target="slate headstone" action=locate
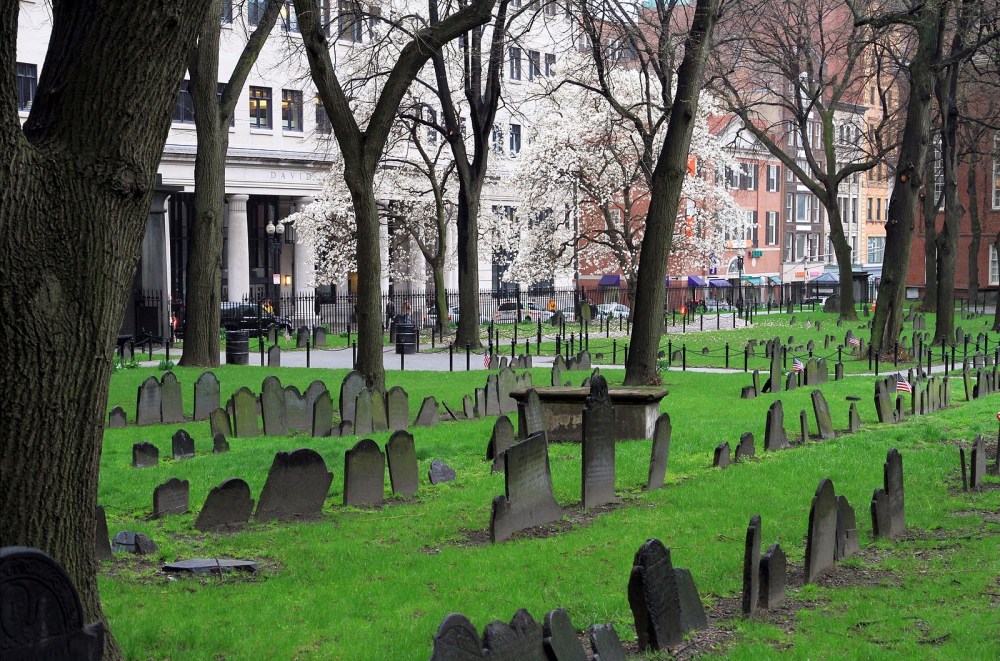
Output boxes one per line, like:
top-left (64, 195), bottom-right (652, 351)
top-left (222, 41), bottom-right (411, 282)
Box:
top-left (646, 412), bottom-right (671, 490)
top-left (152, 477), bottom-right (189, 518)
top-left (848, 402), bottom-right (861, 433)
top-left (371, 389), bottom-right (388, 432)
top-left (764, 400), bottom-right (789, 450)
top-left (160, 371), bottom-right (184, 424)
top-left (95, 505), bottom-right (112, 562)
top-left (312, 325), bottom-right (327, 347)
top-left (442, 400), bottom-right (461, 421)
top-left (194, 478), bottom-right (255, 532)
top-left (498, 367), bottom-right (518, 414)
top-left (112, 531), bottom-right (158, 555)
top-left (343, 439), bottom-right (385, 507)
top-left (415, 396), bottom-right (439, 427)
top-left (628, 538), bottom-right (684, 650)
top-left (267, 344), bottom-right (281, 367)
top-left (338, 420), bottom-right (352, 437)
top-left (296, 325), bottom-right (309, 348)
top-left (520, 388), bottom-right (546, 440)
top-left (799, 409), bottom-right (809, 443)
top-left (463, 394), bottom-right (475, 421)
top-left (675, 568), bottom-right (708, 634)
top-left (386, 385), bottom-right (409, 430)
top-left (232, 386), bottom-right (259, 437)
top-left (588, 624), bottom-right (627, 661)
top-left (312, 390), bottom-right (333, 437)
top-left (769, 344), bottom-right (782, 393)
top-left (136, 375), bottom-right (162, 426)
top-left (303, 380), bottom-right (327, 416)
top-left (474, 387), bottom-right (486, 418)
top-left (353, 388), bottom-right (374, 436)
top-left (758, 543), bottom-right (786, 609)
top-left (740, 385), bottom-right (757, 399)
top-left (970, 434), bottom-right (986, 489)
top-left (805, 478), bottom-right (837, 583)
top-left (132, 441), bottom-right (158, 468)
top-left (872, 448), bottom-right (905, 538)
top-left (430, 613), bottom-right (484, 661)
top-left (212, 432), bottom-right (230, 454)
top-left (582, 376), bottom-right (616, 509)
top-left (481, 609), bottom-right (545, 661)
top-left (752, 370), bottom-right (761, 396)
top-left (486, 374), bottom-right (501, 416)
top-left (261, 375), bottom-right (287, 436)
top-left (209, 407), bottom-right (232, 438)
top-left (284, 385), bottom-right (309, 432)
top-left (339, 370), bottom-right (366, 425)
top-left (254, 448), bottom-right (334, 522)
top-left (429, 459), bottom-right (456, 485)
top-left (735, 432), bottom-right (755, 461)
top-left (488, 415), bottom-right (516, 473)
top-left (811, 389), bottom-right (835, 440)
top-left (490, 432), bottom-right (562, 543)
top-left (386, 430), bottom-right (418, 497)
top-left (835, 495), bottom-right (860, 560)
top-left (742, 514), bottom-right (761, 617)
top-left (193, 371), bottom-right (220, 422)
top-left (713, 442), bottom-right (731, 469)
top-left (542, 608), bottom-right (587, 661)
top-left (108, 406), bottom-right (127, 429)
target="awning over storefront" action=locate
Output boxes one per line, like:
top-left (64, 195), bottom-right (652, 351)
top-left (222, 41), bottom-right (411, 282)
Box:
top-left (598, 274), bottom-right (621, 287)
top-left (688, 276), bottom-right (707, 287)
top-left (709, 279), bottom-right (732, 287)
top-left (742, 276), bottom-right (764, 285)
top-left (768, 276), bottom-right (782, 285)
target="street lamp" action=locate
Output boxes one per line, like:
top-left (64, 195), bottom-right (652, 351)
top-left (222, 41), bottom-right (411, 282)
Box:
top-left (266, 219), bottom-right (285, 303)
top-left (736, 254), bottom-right (744, 311)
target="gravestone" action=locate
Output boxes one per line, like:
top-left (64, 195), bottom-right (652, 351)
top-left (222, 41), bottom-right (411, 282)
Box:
top-left (194, 478), bottom-right (255, 532)
top-left (474, 387), bottom-right (486, 417)
top-left (463, 394), bottom-right (475, 420)
top-left (111, 531), bottom-right (158, 555)
top-left (713, 442), bottom-right (731, 469)
top-left (676, 572), bottom-right (707, 633)
top-left (488, 415), bottom-right (516, 473)
top-left (551, 364), bottom-right (564, 388)
top-left (499, 357), bottom-right (508, 370)
top-left (486, 375), bottom-right (501, 416)
top-left (580, 377), bottom-right (591, 388)
top-left (519, 388), bottom-right (546, 440)
top-left (353, 388), bottom-right (374, 436)
top-left (313, 325), bottom-right (327, 347)
top-left (339, 370), bottom-right (366, 426)
top-left (171, 429), bottom-right (195, 460)
top-left (628, 539), bottom-right (705, 650)
top-left (835, 361), bottom-right (844, 381)
top-left (970, 434), bottom-right (986, 489)
top-left (415, 396), bottom-right (439, 427)
top-left (785, 372), bottom-right (797, 391)
top-left (296, 326), bottom-right (309, 348)
top-left (963, 370), bottom-right (973, 400)
top-left (490, 432), bottom-right (562, 543)
top-left (193, 371), bottom-right (220, 421)
top-left (742, 514), bottom-right (761, 617)
top-left (95, 506), bottom-right (112, 562)
top-left (152, 477), bottom-right (189, 518)
top-left (960, 446), bottom-right (969, 490)
top-left (209, 407), bottom-right (232, 438)
top-left (132, 441), bottom-right (158, 468)
top-left (442, 401), bottom-right (461, 421)
top-left (304, 381), bottom-right (327, 418)
top-left (136, 375), bottom-right (162, 426)
top-left (429, 460), bottom-right (456, 485)
top-left (430, 613), bottom-right (483, 661)
top-left (232, 386), bottom-right (259, 437)
top-left (163, 559), bottom-right (257, 575)
top-left (740, 386), bottom-right (757, 399)
top-left (498, 367), bottom-right (518, 414)
top-left (752, 370), bottom-right (761, 396)
top-left (108, 406), bottom-right (126, 428)
top-left (160, 371), bottom-right (184, 424)
top-left (386, 386), bottom-right (409, 430)
top-left (267, 344), bottom-right (281, 367)
top-left (386, 430), bottom-right (418, 497)
top-left (338, 421), bottom-right (352, 437)
top-left (266, 324), bottom-right (279, 344)
top-left (646, 413), bottom-right (671, 490)
top-left (588, 623), bottom-right (627, 661)
top-left (212, 432), bottom-right (229, 454)
top-left (799, 409), bottom-right (809, 443)
top-left (817, 358), bottom-right (829, 383)
top-left (261, 375), bottom-right (287, 436)
top-left (811, 390), bottom-right (835, 440)
top-left (804, 358), bottom-right (818, 386)
top-left (582, 376), bottom-right (616, 509)
top-left (343, 439), bottom-right (385, 507)
top-left (805, 478), bottom-right (837, 583)
top-left (874, 380), bottom-right (894, 424)
top-left (848, 402), bottom-right (861, 433)
top-left (312, 390), bottom-right (333, 437)
top-left (769, 344), bottom-right (782, 393)
top-left (735, 432), bottom-right (755, 461)
top-left (542, 608), bottom-right (587, 661)
top-left (835, 495), bottom-right (860, 561)
top-left (0, 547), bottom-right (105, 660)
top-left (254, 448), bottom-right (333, 522)
top-left (764, 400), bottom-right (789, 450)
top-left (758, 543), bottom-right (786, 609)
top-left (371, 389), bottom-right (388, 432)
top-left (481, 609), bottom-right (545, 661)
top-left (870, 448), bottom-right (905, 538)
top-left (284, 386), bottom-right (309, 432)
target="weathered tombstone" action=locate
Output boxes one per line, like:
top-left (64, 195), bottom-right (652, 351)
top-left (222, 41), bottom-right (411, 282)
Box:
top-left (193, 371), bottom-right (220, 422)
top-left (498, 367), bottom-right (518, 414)
top-left (266, 324), bottom-right (279, 344)
top-left (519, 388), bottom-right (546, 440)
top-left (758, 543), bottom-right (786, 609)
top-left (542, 608), bottom-right (587, 661)
top-left (871, 448), bottom-right (905, 538)
top-left (811, 390), bottom-right (835, 440)
top-left (442, 401), bottom-right (461, 421)
top-left (588, 624), bottom-right (627, 661)
top-left (551, 363), bottom-right (564, 388)
top-left (353, 388), bottom-right (374, 436)
top-left (429, 459), bottom-right (457, 485)
top-left (582, 376), bottom-right (616, 509)
top-left (799, 409), bottom-right (809, 443)
top-left (312, 325), bottom-right (327, 347)
top-left (490, 432), bottom-right (562, 543)
top-left (735, 432), bottom-right (755, 461)
top-left (159, 371), bottom-right (184, 424)
top-left (386, 430), bottom-right (418, 497)
top-left (970, 434), bottom-right (986, 489)
top-left (371, 389), bottom-right (388, 432)
top-left (152, 477), bottom-right (189, 518)
top-left (848, 402), bottom-right (861, 433)
top-left (339, 370), bottom-right (366, 426)
top-left (194, 478), bottom-right (254, 532)
top-left (261, 375), bottom-right (287, 436)
top-left (740, 386), bottom-right (757, 399)
top-left (785, 371), bottom-right (797, 391)
top-left (386, 385), bottom-right (409, 430)
top-left (267, 344), bottom-right (281, 367)
top-left (430, 613), bottom-right (483, 661)
top-left (769, 345), bottom-right (782, 393)
top-left (835, 495), bottom-right (860, 561)
top-left (415, 396), bottom-right (439, 427)
top-left (306, 390), bottom-right (331, 438)
top-left (132, 441), bottom-right (158, 468)
top-left (296, 325), bottom-right (309, 348)
top-left (111, 531), bottom-right (158, 555)
top-left (960, 445), bottom-right (969, 490)
top-left (0, 547), bottom-right (106, 660)
top-left (835, 361), bottom-right (844, 381)
top-left (486, 374), bottom-right (501, 416)
top-left (136, 375), bottom-right (162, 426)
top-left (713, 442), bottom-right (731, 469)
top-left (752, 370), bottom-right (761, 396)
top-left (170, 429), bottom-right (194, 460)
top-left (805, 478), bottom-right (837, 583)
top-left (338, 420), bottom-right (352, 437)
top-left (474, 387), bottom-right (486, 418)
top-left (254, 448), bottom-right (334, 522)
top-left (463, 394), bottom-right (475, 421)
top-left (212, 432), bottom-right (230, 454)
top-left (764, 400), bottom-right (789, 450)
top-left (232, 386), bottom-right (259, 437)
top-left (628, 539), bottom-right (684, 650)
top-left (303, 380), bottom-right (327, 416)
top-left (95, 506), bottom-right (112, 562)
top-left (343, 439), bottom-right (385, 506)
top-left (209, 407), bottom-right (232, 438)
top-left (742, 514), bottom-right (761, 617)
top-left (163, 559), bottom-right (257, 575)
top-left (646, 413), bottom-right (671, 490)
top-left (108, 406), bottom-right (126, 428)
top-left (499, 356), bottom-right (509, 370)
top-left (873, 380), bottom-right (894, 424)
top-left (481, 609), bottom-right (545, 661)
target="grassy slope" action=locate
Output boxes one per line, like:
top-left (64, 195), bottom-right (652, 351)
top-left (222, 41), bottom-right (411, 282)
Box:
top-left (99, 359), bottom-right (999, 659)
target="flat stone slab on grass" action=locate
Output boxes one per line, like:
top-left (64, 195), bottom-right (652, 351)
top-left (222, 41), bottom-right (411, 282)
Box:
top-left (163, 558), bottom-right (258, 575)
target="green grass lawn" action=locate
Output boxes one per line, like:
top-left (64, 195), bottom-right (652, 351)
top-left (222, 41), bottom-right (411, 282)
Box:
top-left (98, 339), bottom-right (999, 659)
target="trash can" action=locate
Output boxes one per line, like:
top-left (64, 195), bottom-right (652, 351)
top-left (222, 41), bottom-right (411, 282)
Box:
top-left (225, 330), bottom-right (250, 365)
top-left (395, 323), bottom-right (418, 354)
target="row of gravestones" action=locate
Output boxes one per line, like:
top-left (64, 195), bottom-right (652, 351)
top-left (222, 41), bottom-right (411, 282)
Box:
top-left (472, 366), bottom-right (532, 418)
top-left (486, 353), bottom-right (533, 370)
top-left (743, 347), bottom-right (835, 400)
top-left (959, 434), bottom-right (999, 490)
top-left (550, 351), bottom-right (592, 387)
top-left (966, 366), bottom-right (998, 400)
top-left (119, 370), bottom-right (224, 428)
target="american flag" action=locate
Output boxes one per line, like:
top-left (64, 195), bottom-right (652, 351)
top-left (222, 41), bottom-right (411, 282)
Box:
top-left (848, 335), bottom-right (861, 347)
top-left (806, 320), bottom-right (812, 329)
top-left (483, 351), bottom-right (491, 368)
top-left (792, 357), bottom-right (805, 372)
top-left (896, 374), bottom-right (912, 393)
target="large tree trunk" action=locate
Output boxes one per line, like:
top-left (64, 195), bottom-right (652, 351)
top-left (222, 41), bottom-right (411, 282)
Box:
top-left (455, 178), bottom-right (483, 348)
top-left (0, 1), bottom-right (209, 659)
top-left (432, 260), bottom-right (449, 338)
top-left (967, 153), bottom-right (981, 303)
top-left (827, 203), bottom-right (858, 320)
top-left (624, 0), bottom-right (720, 385)
top-left (921, 157), bottom-right (939, 311)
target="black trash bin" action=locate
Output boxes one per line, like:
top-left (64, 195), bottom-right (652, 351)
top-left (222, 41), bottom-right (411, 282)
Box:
top-left (395, 323), bottom-right (418, 354)
top-left (225, 330), bottom-right (250, 365)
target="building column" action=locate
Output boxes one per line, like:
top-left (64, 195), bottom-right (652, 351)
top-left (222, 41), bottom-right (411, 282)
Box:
top-left (379, 216), bottom-right (390, 294)
top-left (226, 194), bottom-right (250, 301)
top-left (293, 196), bottom-right (315, 296)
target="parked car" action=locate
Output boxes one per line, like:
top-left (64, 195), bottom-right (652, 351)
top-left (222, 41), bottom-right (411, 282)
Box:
top-left (704, 300), bottom-right (734, 312)
top-left (494, 301), bottom-right (545, 323)
top-left (220, 302), bottom-right (292, 336)
top-left (423, 305), bottom-right (460, 328)
top-left (596, 303), bottom-right (631, 319)
top-left (556, 306), bottom-right (577, 322)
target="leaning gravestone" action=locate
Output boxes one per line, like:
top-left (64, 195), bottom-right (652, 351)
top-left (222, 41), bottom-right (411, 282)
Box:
top-left (970, 434), bottom-right (986, 489)
top-left (582, 376), bottom-right (616, 509)
top-left (481, 609), bottom-right (545, 661)
top-left (371, 389), bottom-right (388, 432)
top-left (429, 460), bottom-right (456, 485)
top-left (160, 371), bottom-right (184, 424)
top-left (232, 386), bottom-right (259, 437)
top-left (441, 401), bottom-right (461, 421)
top-left (108, 406), bottom-right (126, 428)
top-left (805, 478), bottom-right (837, 583)
top-left (95, 506), bottom-right (112, 562)
top-left (254, 448), bottom-right (334, 522)
top-left (386, 385), bottom-right (409, 431)
top-left (268, 344), bottom-right (281, 367)
top-left (193, 371), bottom-right (220, 421)
top-left (713, 442), bottom-right (731, 469)
top-left (551, 363), bottom-right (564, 388)
top-left (628, 539), bottom-right (685, 650)
top-left (136, 375), bottom-right (162, 426)
top-left (542, 608), bottom-right (587, 661)
top-left (312, 390), bottom-right (333, 438)
top-left (0, 547), bottom-right (105, 660)
top-left (353, 388), bottom-right (374, 436)
top-left (588, 624), bottom-right (627, 661)
top-left (873, 380), bottom-right (894, 424)
top-left (171, 429), bottom-right (195, 460)
top-left (112, 531), bottom-right (158, 555)
top-left (132, 441), bottom-right (159, 468)
top-left (646, 413), bottom-right (671, 490)
top-left (338, 421), bottom-right (352, 437)
top-left (835, 495), bottom-right (860, 561)
top-left (742, 514), bottom-right (761, 617)
top-left (430, 613), bottom-right (483, 661)
top-left (871, 448), bottom-right (905, 538)
top-left (261, 376), bottom-right (287, 436)
top-left (194, 478), bottom-right (255, 532)
top-left (386, 431), bottom-right (418, 497)
top-left (415, 396), bottom-right (439, 427)
top-left (488, 415), bottom-right (516, 473)
top-left (811, 390), bottom-right (835, 440)
top-left (520, 388), bottom-right (546, 440)
top-left (752, 370), bottom-right (761, 396)
top-left (848, 402), bottom-right (861, 433)
top-left (343, 439), bottom-right (385, 507)
top-left (759, 543), bottom-right (786, 609)
top-left (735, 432), bottom-right (755, 461)
top-left (152, 477), bottom-right (189, 518)
top-left (764, 400), bottom-right (789, 450)
top-left (210, 407), bottom-right (232, 438)
top-left (741, 386), bottom-right (757, 399)
top-left (339, 370), bottom-right (366, 427)
top-left (212, 433), bottom-right (229, 454)
top-left (490, 432), bottom-right (562, 543)
top-left (284, 386), bottom-right (309, 432)
top-left (463, 394), bottom-right (475, 420)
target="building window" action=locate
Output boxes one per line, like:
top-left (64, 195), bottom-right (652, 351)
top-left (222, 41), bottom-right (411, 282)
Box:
top-left (281, 1), bottom-right (298, 31)
top-left (851, 197), bottom-right (858, 223)
top-left (990, 245), bottom-right (999, 284)
top-left (993, 136), bottom-right (1000, 209)
top-left (876, 197), bottom-right (882, 221)
top-left (867, 197), bottom-right (873, 221)
top-left (766, 211), bottom-right (778, 245)
top-left (528, 51), bottom-right (541, 80)
top-left (281, 90), bottom-right (303, 131)
top-left (16, 63), bottom-right (37, 111)
top-left (510, 48), bottom-right (522, 80)
top-left (786, 194), bottom-right (793, 222)
top-left (796, 233), bottom-right (806, 261)
top-left (767, 165), bottom-right (779, 192)
top-left (222, 0), bottom-right (233, 23)
top-left (248, 0), bottom-right (268, 25)
top-left (796, 194), bottom-right (808, 222)
top-left (339, 0), bottom-right (363, 42)
top-left (784, 233), bottom-right (793, 261)
top-left (173, 80), bottom-right (195, 123)
top-left (315, 98), bottom-right (332, 134)
top-left (509, 124), bottom-right (521, 154)
top-left (739, 163), bottom-right (757, 190)
top-left (868, 237), bottom-right (885, 264)
top-left (545, 0), bottom-right (558, 15)
top-left (249, 86), bottom-right (272, 129)
top-left (787, 164), bottom-right (794, 182)
top-left (545, 53), bottom-right (556, 76)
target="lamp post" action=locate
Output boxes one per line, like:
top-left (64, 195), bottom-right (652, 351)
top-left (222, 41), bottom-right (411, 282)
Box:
top-left (266, 218), bottom-right (285, 304)
top-left (736, 255), bottom-right (744, 312)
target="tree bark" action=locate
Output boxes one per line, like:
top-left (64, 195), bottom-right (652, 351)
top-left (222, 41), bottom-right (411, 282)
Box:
top-left (180, 1), bottom-right (280, 367)
top-left (0, 1), bottom-right (209, 658)
top-left (967, 152), bottom-right (981, 303)
top-left (921, 156), bottom-right (939, 311)
top-left (624, 0), bottom-right (720, 385)
top-left (827, 203), bottom-right (858, 319)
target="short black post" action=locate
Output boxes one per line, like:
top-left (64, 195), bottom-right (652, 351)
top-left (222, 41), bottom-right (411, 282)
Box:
top-left (682, 313), bottom-right (686, 333)
top-left (950, 344), bottom-right (955, 372)
top-left (570, 333), bottom-right (575, 355)
top-left (927, 346), bottom-right (931, 375)
top-left (613, 339), bottom-right (617, 364)
top-left (725, 342), bottom-right (729, 369)
top-left (682, 344), bottom-right (686, 371)
top-left (259, 335), bottom-right (264, 366)
top-left (868, 347), bottom-right (873, 370)
top-left (306, 340), bottom-right (310, 368)
top-left (744, 345), bottom-right (748, 372)
top-left (401, 349), bottom-right (405, 371)
top-left (700, 312), bottom-right (703, 331)
top-left (537, 320), bottom-right (542, 349)
top-left (624, 344), bottom-right (629, 365)
top-left (783, 345), bottom-right (787, 370)
top-left (894, 341), bottom-right (898, 367)
top-left (149, 337), bottom-right (154, 361)
top-left (352, 341), bottom-right (356, 369)
top-left (165, 338), bottom-right (169, 364)
top-left (511, 337), bottom-right (515, 358)
top-left (838, 346), bottom-right (842, 363)
top-left (585, 331), bottom-right (589, 350)
top-left (347, 324), bottom-right (351, 347)
top-left (466, 343), bottom-right (471, 371)
top-left (668, 340), bottom-right (673, 366)
top-left (431, 327), bottom-right (435, 349)
top-left (875, 350), bottom-right (879, 376)
top-left (672, 310), bottom-right (676, 327)
top-left (556, 334), bottom-right (561, 355)
top-left (449, 343), bottom-right (453, 372)
top-left (514, 321), bottom-right (518, 346)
